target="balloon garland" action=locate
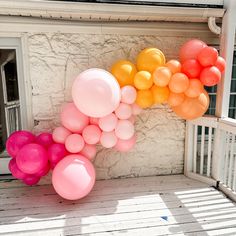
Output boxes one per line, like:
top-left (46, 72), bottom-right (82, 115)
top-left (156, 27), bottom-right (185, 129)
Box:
top-left (5, 39), bottom-right (226, 200)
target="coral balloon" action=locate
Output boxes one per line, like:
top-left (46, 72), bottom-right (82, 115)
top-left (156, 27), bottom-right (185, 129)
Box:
top-left (136, 48), bottom-right (165, 72)
top-left (52, 154), bottom-right (96, 200)
top-left (115, 103), bottom-right (132, 120)
top-left (61, 103), bottom-right (89, 133)
top-left (134, 71), bottom-right (153, 90)
top-left (48, 143), bottom-right (67, 169)
top-left (36, 132), bottom-right (53, 149)
top-left (185, 79), bottom-right (204, 98)
top-left (72, 68), bottom-right (121, 118)
top-left (89, 117), bottom-right (99, 125)
top-left (23, 175), bottom-right (41, 186)
top-left (99, 113), bottom-right (118, 132)
top-left (80, 144), bottom-right (97, 161)
top-left (153, 67), bottom-right (172, 87)
top-left (8, 158), bottom-right (27, 179)
top-left (166, 60), bottom-right (181, 74)
top-left (65, 134), bottom-right (85, 153)
top-left (169, 73), bottom-right (189, 93)
top-left (82, 125), bottom-right (101, 145)
top-left (135, 89), bottom-right (154, 108)
top-left (131, 103), bottom-right (142, 115)
top-left (121, 86), bottom-right (137, 104)
top-left (181, 59), bottom-right (202, 78)
top-left (115, 135), bottom-right (136, 152)
top-left (197, 46), bottom-right (218, 67)
top-left (215, 56), bottom-right (226, 72)
top-left (151, 85), bottom-right (170, 104)
top-left (168, 92), bottom-right (185, 107)
top-left (52, 126), bottom-right (71, 144)
top-left (115, 120), bottom-right (135, 140)
top-left (111, 60), bottom-right (137, 87)
top-left (100, 131), bottom-right (118, 148)
top-left (200, 66), bottom-right (221, 86)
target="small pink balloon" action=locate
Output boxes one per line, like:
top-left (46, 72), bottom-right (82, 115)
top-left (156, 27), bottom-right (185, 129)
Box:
top-left (6, 130), bottom-right (35, 157)
top-left (8, 158), bottom-right (27, 180)
top-left (16, 143), bottom-right (49, 175)
top-left (115, 135), bottom-right (136, 152)
top-left (52, 126), bottom-right (71, 144)
top-left (61, 103), bottom-right (89, 133)
top-left (89, 117), bottom-right (99, 125)
top-left (23, 175), bottom-right (41, 186)
top-left (128, 115), bottom-right (136, 124)
top-left (36, 133), bottom-right (53, 149)
top-left (65, 134), bottom-right (85, 153)
top-left (80, 144), bottom-right (97, 161)
top-left (100, 131), bottom-right (118, 148)
top-left (115, 120), bottom-right (135, 140)
top-left (131, 103), bottom-right (142, 115)
top-left (52, 154), bottom-right (96, 200)
top-left (98, 113), bottom-right (118, 132)
top-left (115, 103), bottom-right (132, 120)
top-left (36, 162), bottom-right (50, 177)
top-left (82, 125), bottom-right (101, 145)
top-left (121, 86), bottom-right (137, 104)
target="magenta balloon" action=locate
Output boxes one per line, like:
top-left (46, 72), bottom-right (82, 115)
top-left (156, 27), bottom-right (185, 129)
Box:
top-left (52, 154), bottom-right (96, 200)
top-left (115, 120), bottom-right (135, 140)
top-left (61, 103), bottom-right (89, 133)
top-left (36, 162), bottom-right (50, 177)
top-left (65, 134), bottom-right (85, 153)
top-left (36, 133), bottom-right (53, 149)
top-left (115, 135), bottom-right (136, 152)
top-left (8, 158), bottom-right (27, 180)
top-left (121, 86), bottom-right (137, 104)
top-left (115, 103), bottom-right (132, 120)
top-left (23, 175), bottom-right (41, 186)
top-left (16, 143), bottom-right (49, 175)
top-left (80, 144), bottom-right (97, 161)
top-left (98, 113), bottom-right (118, 132)
top-left (100, 131), bottom-right (118, 148)
top-left (72, 68), bottom-right (121, 118)
top-left (52, 126), bottom-right (71, 144)
top-left (82, 125), bottom-right (101, 145)
top-left (48, 143), bottom-right (67, 169)
top-left (6, 130), bottom-right (35, 157)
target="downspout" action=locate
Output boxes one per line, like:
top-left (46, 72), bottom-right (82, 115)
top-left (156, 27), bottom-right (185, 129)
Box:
top-left (208, 16), bottom-right (221, 35)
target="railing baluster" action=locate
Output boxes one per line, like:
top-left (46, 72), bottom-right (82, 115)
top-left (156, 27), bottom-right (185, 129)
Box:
top-left (193, 125), bottom-right (198, 173)
top-left (233, 153), bottom-right (236, 191)
top-left (200, 126), bottom-right (205, 175)
top-left (224, 132), bottom-right (230, 184)
top-left (207, 127), bottom-right (212, 177)
top-left (228, 134), bottom-right (235, 188)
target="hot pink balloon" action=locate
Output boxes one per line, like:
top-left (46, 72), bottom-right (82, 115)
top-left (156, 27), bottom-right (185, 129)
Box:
top-left (61, 103), bottom-right (89, 133)
top-left (36, 162), bottom-right (50, 177)
top-left (6, 130), bottom-right (35, 157)
top-left (115, 120), bottom-right (135, 140)
top-left (36, 132), bottom-right (53, 149)
top-left (89, 117), bottom-right (99, 125)
top-left (100, 131), bottom-right (118, 148)
top-left (115, 103), bottom-right (132, 120)
top-left (98, 113), bottom-right (118, 132)
top-left (16, 143), bottom-right (48, 175)
top-left (80, 144), bottom-right (97, 161)
top-left (72, 68), bottom-right (121, 118)
top-left (52, 126), bottom-right (71, 144)
top-left (121, 86), bottom-right (137, 104)
top-left (115, 135), bottom-right (136, 152)
top-left (131, 103), bottom-right (142, 115)
top-left (65, 134), bottom-right (85, 153)
top-left (23, 175), bottom-right (41, 186)
top-left (8, 158), bottom-right (27, 180)
top-left (82, 125), bottom-right (101, 145)
top-left (52, 154), bottom-right (96, 200)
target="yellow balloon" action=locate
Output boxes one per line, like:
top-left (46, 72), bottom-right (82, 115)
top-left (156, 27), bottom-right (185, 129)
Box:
top-left (151, 85), bottom-right (170, 104)
top-left (136, 48), bottom-right (166, 73)
top-left (136, 89), bottom-right (154, 108)
top-left (111, 60), bottom-right (137, 87)
top-left (134, 71), bottom-right (153, 90)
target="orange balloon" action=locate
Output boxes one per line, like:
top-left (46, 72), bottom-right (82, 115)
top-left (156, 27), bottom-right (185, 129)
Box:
top-left (185, 79), bottom-right (204, 98)
top-left (136, 89), bottom-right (154, 108)
top-left (153, 67), bottom-right (172, 87)
top-left (151, 85), bottom-right (170, 104)
top-left (136, 48), bottom-right (166, 73)
top-left (111, 60), bottom-right (137, 87)
top-left (168, 92), bottom-right (185, 107)
top-left (172, 89), bottom-right (209, 120)
top-left (165, 60), bottom-right (182, 74)
top-left (169, 73), bottom-right (189, 93)
top-left (134, 71), bottom-right (153, 90)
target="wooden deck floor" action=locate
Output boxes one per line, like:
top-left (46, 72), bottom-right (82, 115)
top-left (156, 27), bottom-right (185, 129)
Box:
top-left (0, 175), bottom-right (236, 236)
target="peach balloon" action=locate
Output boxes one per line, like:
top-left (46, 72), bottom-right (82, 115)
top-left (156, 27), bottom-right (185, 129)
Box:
top-left (100, 131), bottom-right (118, 148)
top-left (151, 85), bottom-right (170, 104)
top-left (115, 103), bottom-right (132, 120)
top-left (185, 79), bottom-right (204, 98)
top-left (121, 86), bottom-right (137, 104)
top-left (52, 126), bottom-right (71, 144)
top-left (80, 144), bottom-right (97, 161)
top-left (115, 135), bottom-right (136, 152)
top-left (135, 89), bottom-right (154, 108)
top-left (131, 103), bottom-right (142, 115)
top-left (153, 67), bottom-right (172, 87)
top-left (168, 92), bottom-right (185, 107)
top-left (169, 73), bottom-right (189, 93)
top-left (166, 60), bottom-right (181, 74)
top-left (115, 120), bottom-right (135, 140)
top-left (99, 113), bottom-right (118, 132)
top-left (134, 71), bottom-right (153, 90)
top-left (82, 125), bottom-right (101, 145)
top-left (65, 134), bottom-right (85, 153)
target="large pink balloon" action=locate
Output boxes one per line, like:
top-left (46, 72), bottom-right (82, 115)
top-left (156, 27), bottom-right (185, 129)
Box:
top-left (121, 86), bottom-right (137, 104)
top-left (115, 120), bottom-right (135, 140)
top-left (8, 158), bottom-right (27, 180)
top-left (65, 134), bottom-right (85, 153)
top-left (82, 125), bottom-right (101, 145)
top-left (72, 68), bottom-right (121, 118)
top-left (115, 103), bottom-right (132, 120)
top-left (80, 144), bottom-right (97, 161)
top-left (52, 154), bottom-right (96, 200)
top-left (61, 103), bottom-right (89, 133)
top-left (48, 143), bottom-right (67, 168)
top-left (16, 143), bottom-right (48, 175)
top-left (115, 135), bottom-right (136, 152)
top-left (52, 126), bottom-right (71, 144)
top-left (98, 113), bottom-right (118, 132)
top-left (6, 131), bottom-right (35, 157)
top-left (36, 132), bottom-right (53, 149)
top-left (100, 131), bottom-right (118, 148)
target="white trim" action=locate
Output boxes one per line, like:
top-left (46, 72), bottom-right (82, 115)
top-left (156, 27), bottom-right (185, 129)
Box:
top-left (185, 172), bottom-right (217, 186)
top-left (219, 183), bottom-right (236, 202)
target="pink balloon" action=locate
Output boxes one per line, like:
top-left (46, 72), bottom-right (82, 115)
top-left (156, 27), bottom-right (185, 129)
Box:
top-left (131, 103), bottom-right (142, 115)
top-left (115, 135), bottom-right (136, 152)
top-left (52, 154), bottom-right (96, 200)
top-left (115, 120), bottom-right (135, 140)
top-left (6, 130), bottom-right (35, 157)
top-left (23, 175), bottom-right (41, 186)
top-left (65, 134), bottom-right (85, 153)
top-left (36, 132), bottom-right (53, 149)
top-left (8, 158), bottom-right (27, 180)
top-left (36, 162), bottom-right (50, 177)
top-left (48, 143), bottom-right (68, 169)
top-left (72, 68), bottom-right (121, 118)
top-left (82, 125), bottom-right (101, 145)
top-left (61, 103), bottom-right (89, 133)
top-left (89, 117), bottom-right (99, 125)
top-left (128, 115), bottom-right (136, 124)
top-left (121, 86), bottom-right (137, 104)
top-left (16, 143), bottom-right (48, 175)
top-left (52, 126), bottom-right (71, 144)
top-left (100, 131), bottom-right (118, 148)
top-left (80, 144), bottom-right (97, 161)
top-left (115, 103), bottom-right (132, 120)
top-left (98, 113), bottom-right (118, 132)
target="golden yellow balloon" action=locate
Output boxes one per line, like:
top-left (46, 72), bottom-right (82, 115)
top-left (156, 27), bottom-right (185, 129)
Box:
top-left (151, 85), bottom-right (170, 104)
top-left (111, 60), bottom-right (137, 87)
top-left (134, 71), bottom-right (153, 90)
top-left (136, 89), bottom-right (154, 108)
top-left (136, 48), bottom-right (166, 73)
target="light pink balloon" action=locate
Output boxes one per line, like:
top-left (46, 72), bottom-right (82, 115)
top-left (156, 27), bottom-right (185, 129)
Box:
top-left (52, 154), bottom-right (96, 200)
top-left (115, 103), bottom-right (132, 120)
top-left (82, 125), bottom-right (101, 145)
top-left (121, 86), bottom-right (137, 104)
top-left (52, 126), bottom-right (71, 144)
top-left (100, 131), bottom-right (118, 148)
top-left (61, 103), bottom-right (89, 133)
top-left (128, 115), bottom-right (136, 124)
top-left (115, 135), bottom-right (136, 152)
top-left (8, 158), bottom-right (27, 180)
top-left (80, 144), bottom-right (97, 161)
top-left (89, 117), bottom-right (99, 125)
top-left (23, 175), bottom-right (41, 186)
top-left (115, 120), bottom-right (135, 140)
top-left (72, 68), bottom-right (121, 118)
top-left (65, 134), bottom-right (85, 153)
top-left (98, 113), bottom-right (118, 132)
top-left (131, 103), bottom-right (142, 115)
